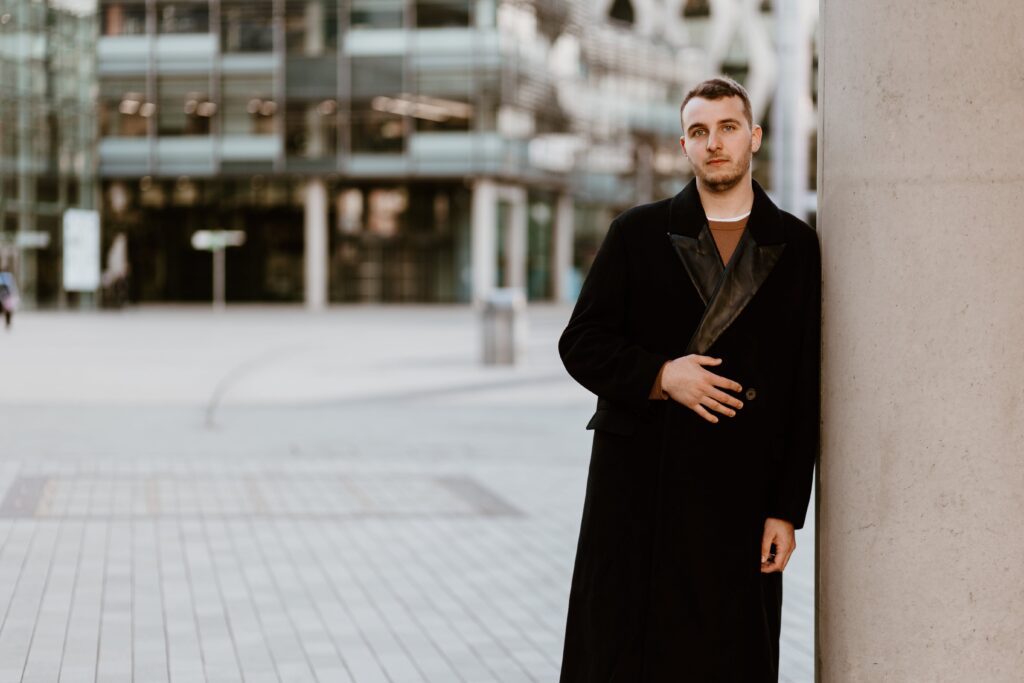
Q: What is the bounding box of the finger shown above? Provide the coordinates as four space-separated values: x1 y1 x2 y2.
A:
692 404 719 424
761 530 774 565
699 395 735 417
693 355 722 366
779 547 794 572
705 371 743 393
707 387 744 410
779 541 796 572
761 543 782 573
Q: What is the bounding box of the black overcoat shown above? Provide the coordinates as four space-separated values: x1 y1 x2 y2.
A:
558 178 821 682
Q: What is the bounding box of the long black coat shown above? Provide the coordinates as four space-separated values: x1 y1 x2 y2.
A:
558 178 821 682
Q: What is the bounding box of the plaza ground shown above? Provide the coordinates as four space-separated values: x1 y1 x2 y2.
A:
0 306 813 682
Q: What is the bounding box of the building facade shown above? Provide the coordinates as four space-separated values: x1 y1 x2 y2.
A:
93 0 813 305
0 0 98 307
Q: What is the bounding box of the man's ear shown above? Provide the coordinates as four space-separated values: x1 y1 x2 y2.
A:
679 135 687 156
751 124 763 153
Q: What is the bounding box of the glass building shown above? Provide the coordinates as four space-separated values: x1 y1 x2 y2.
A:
0 0 98 307
94 0 808 305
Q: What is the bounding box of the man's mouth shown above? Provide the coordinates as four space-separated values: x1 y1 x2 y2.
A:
708 158 729 165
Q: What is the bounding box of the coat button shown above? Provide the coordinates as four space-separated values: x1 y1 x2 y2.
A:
744 387 757 400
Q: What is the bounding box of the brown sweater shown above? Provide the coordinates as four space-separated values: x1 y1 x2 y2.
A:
649 215 750 399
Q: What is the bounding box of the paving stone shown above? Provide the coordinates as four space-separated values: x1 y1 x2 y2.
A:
1 307 815 682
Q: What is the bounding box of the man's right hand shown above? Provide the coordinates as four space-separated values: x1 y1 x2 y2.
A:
660 355 744 423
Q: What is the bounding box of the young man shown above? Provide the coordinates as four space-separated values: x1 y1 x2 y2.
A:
558 77 821 681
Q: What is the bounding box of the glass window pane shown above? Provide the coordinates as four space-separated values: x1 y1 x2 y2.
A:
415 0 470 28
411 96 472 132
351 57 403 99
351 0 403 29
158 76 213 135
285 100 337 157
157 1 209 34
222 75 276 135
103 2 148 36
350 106 404 153
221 0 273 52
284 0 338 55
100 77 151 137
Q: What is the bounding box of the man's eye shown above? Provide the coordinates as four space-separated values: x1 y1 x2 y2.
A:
692 130 705 137
723 125 735 131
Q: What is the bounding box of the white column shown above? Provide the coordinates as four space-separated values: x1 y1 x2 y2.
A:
303 178 327 310
303 0 323 56
470 178 496 305
553 192 574 303
818 1 1024 678
305 105 324 158
505 188 527 290
771 0 814 218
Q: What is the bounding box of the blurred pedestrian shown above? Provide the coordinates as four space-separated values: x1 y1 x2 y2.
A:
558 77 821 682
101 233 130 308
0 271 20 329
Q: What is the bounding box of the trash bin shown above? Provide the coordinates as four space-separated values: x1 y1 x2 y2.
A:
482 287 527 365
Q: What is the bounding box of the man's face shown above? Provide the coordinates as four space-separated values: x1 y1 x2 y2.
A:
680 95 762 193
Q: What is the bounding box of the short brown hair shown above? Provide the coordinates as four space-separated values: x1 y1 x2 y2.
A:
680 76 753 129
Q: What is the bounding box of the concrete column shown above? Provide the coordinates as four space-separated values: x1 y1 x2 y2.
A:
303 0 323 55
305 105 324 157
771 0 814 219
303 178 327 310
818 2 1024 680
505 188 527 290
553 192 574 303
470 178 496 305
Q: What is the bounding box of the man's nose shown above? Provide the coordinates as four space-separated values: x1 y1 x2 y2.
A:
706 132 722 150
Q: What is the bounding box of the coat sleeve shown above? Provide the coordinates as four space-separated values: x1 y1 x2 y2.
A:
558 217 672 412
767 231 822 529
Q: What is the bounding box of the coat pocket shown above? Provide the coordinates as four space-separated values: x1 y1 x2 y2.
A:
585 408 639 436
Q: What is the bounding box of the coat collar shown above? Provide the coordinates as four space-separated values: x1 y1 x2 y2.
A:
666 177 787 355
667 177 786 246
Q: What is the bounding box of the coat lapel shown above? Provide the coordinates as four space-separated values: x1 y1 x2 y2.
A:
667 178 787 355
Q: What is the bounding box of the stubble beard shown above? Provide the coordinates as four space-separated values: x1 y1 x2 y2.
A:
696 147 752 193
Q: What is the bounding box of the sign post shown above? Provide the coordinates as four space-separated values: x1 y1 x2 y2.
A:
191 230 246 310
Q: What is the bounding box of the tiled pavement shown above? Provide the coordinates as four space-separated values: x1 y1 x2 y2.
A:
1 306 814 682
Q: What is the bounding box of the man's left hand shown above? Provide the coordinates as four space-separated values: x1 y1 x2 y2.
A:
760 517 795 573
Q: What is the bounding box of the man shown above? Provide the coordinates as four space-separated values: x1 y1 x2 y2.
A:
558 77 821 681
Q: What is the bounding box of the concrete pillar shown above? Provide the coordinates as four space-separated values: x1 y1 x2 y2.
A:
470 178 496 304
303 178 327 310
553 192 574 303
505 188 527 290
305 104 324 158
303 0 323 55
818 2 1024 680
771 0 814 219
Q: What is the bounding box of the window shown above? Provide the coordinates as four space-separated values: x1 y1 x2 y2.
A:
349 57 405 153
221 0 273 52
157 1 209 34
351 56 403 99
351 0 403 29
683 0 710 18
222 76 276 135
284 0 338 54
350 106 404 153
608 0 634 24
102 2 147 36
285 101 338 158
415 0 471 28
158 76 214 135
411 96 472 133
100 77 151 137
